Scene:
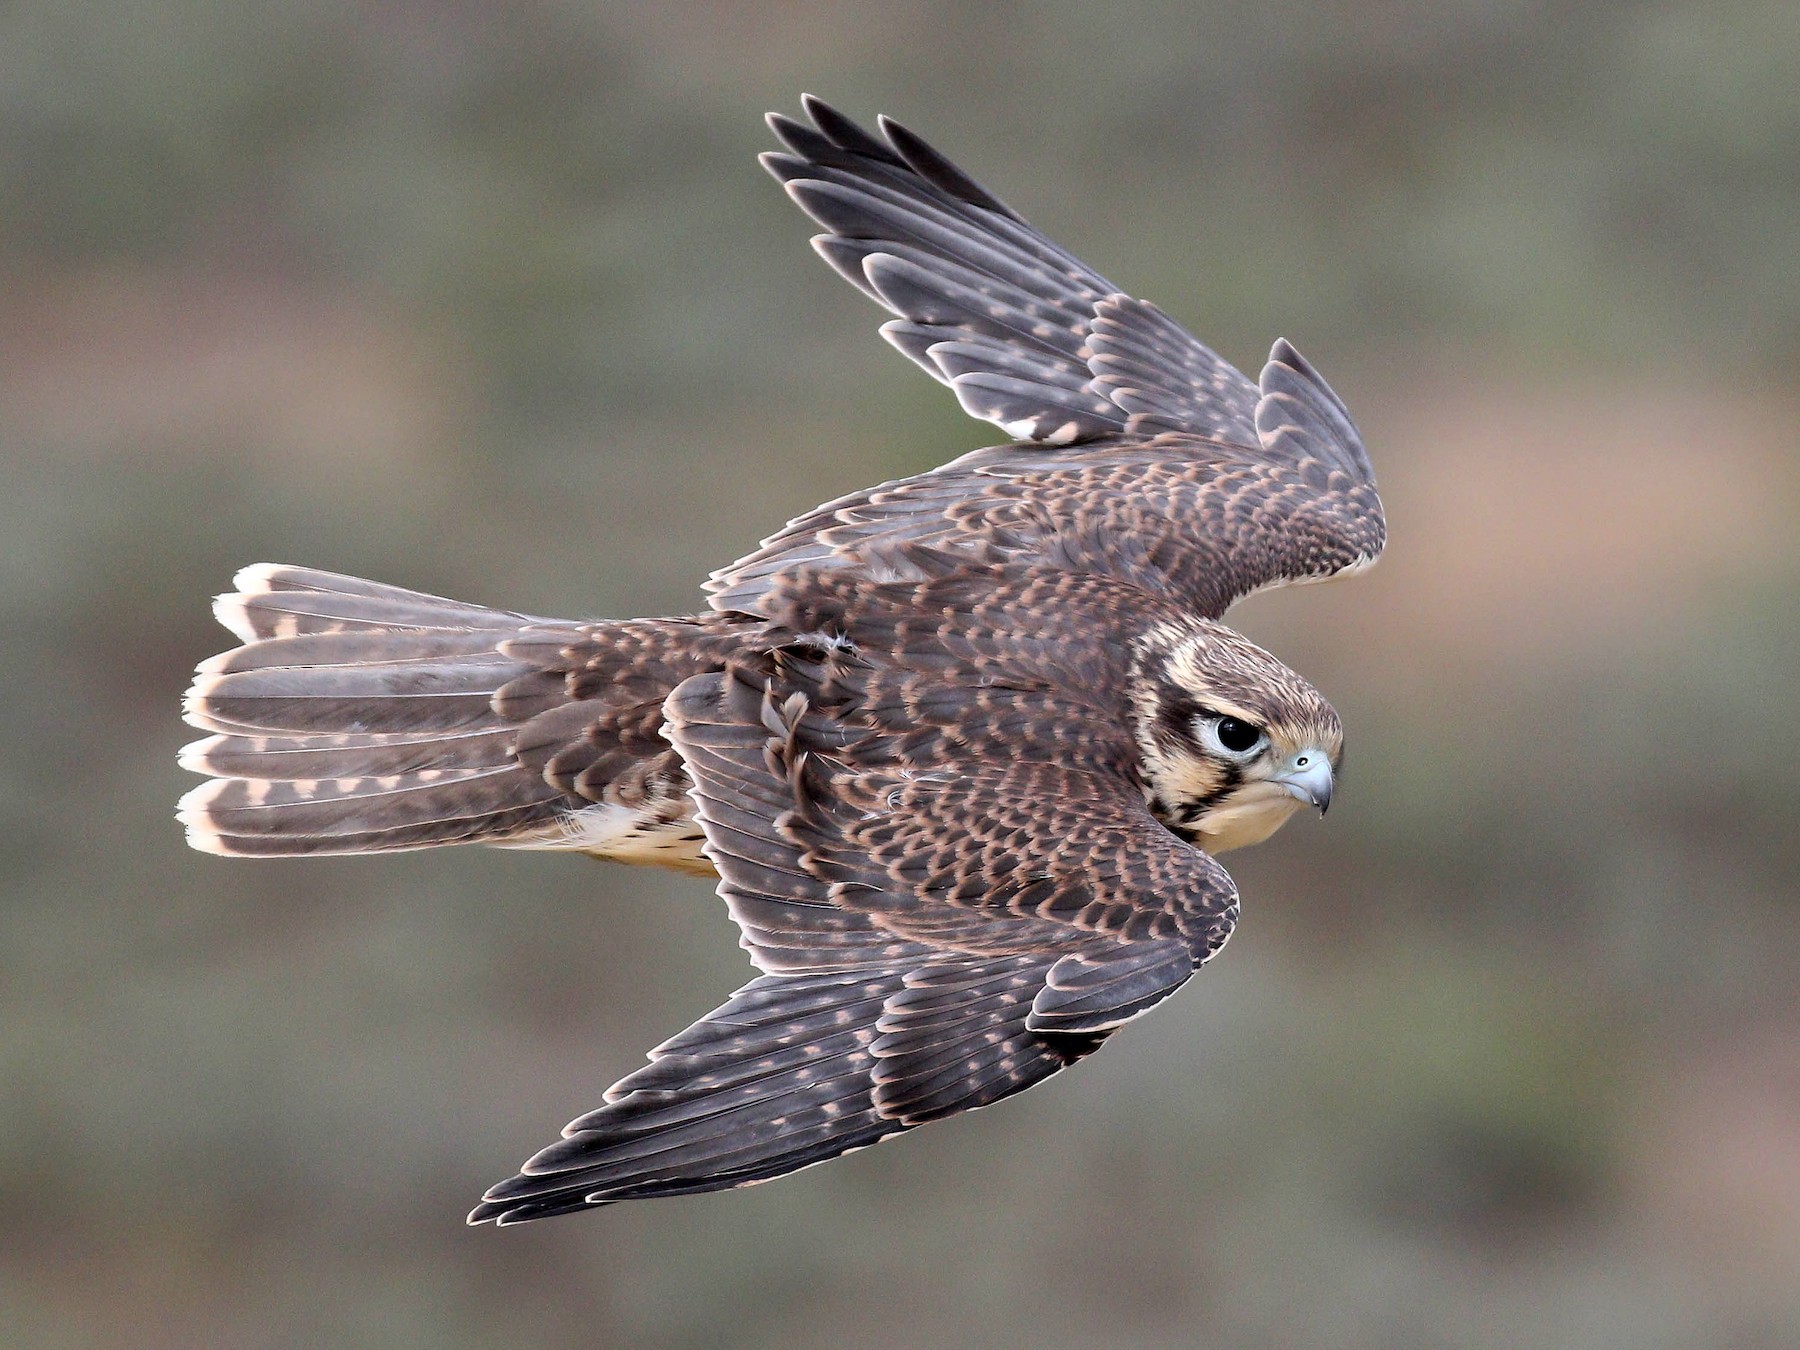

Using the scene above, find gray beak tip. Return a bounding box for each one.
[1273,755,1334,816]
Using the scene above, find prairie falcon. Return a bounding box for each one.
[178,97,1385,1224]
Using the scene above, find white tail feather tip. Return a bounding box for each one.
[176,735,226,774]
[229,562,292,595]
[175,778,232,855]
[180,672,231,732]
[212,592,257,643]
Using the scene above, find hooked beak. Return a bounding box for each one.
[1271,751,1334,815]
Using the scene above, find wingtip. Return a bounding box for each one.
[762,112,805,156]
[465,1187,604,1227]
[1265,336,1310,376]
[798,94,900,163]
[874,112,919,160]
[1255,337,1372,486]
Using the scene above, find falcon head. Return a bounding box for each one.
[1130,620,1342,853]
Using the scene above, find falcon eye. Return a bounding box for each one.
[1216,717,1262,752]
[1193,713,1269,762]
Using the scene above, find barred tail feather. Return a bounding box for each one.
[178,565,568,857]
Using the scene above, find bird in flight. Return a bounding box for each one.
[178,97,1385,1225]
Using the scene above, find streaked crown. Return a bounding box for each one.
[1129,619,1342,853]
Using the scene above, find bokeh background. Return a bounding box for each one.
[4,2,1797,1346]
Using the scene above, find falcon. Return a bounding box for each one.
[177,97,1385,1225]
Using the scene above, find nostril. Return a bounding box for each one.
[1295,755,1309,767]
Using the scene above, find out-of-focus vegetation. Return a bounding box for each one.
[2,3,1795,1347]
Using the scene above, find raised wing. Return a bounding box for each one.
[470,631,1238,1223]
[715,101,1384,621]
[710,406,1385,623]
[763,94,1261,445]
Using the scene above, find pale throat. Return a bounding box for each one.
[1134,736,1310,855]
[1187,782,1306,854]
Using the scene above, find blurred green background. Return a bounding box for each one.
[3,2,1796,1346]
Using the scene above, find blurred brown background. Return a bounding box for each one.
[3,2,1796,1347]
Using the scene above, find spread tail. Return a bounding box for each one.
[177,564,572,856]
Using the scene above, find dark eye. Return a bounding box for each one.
[1215,717,1263,753]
